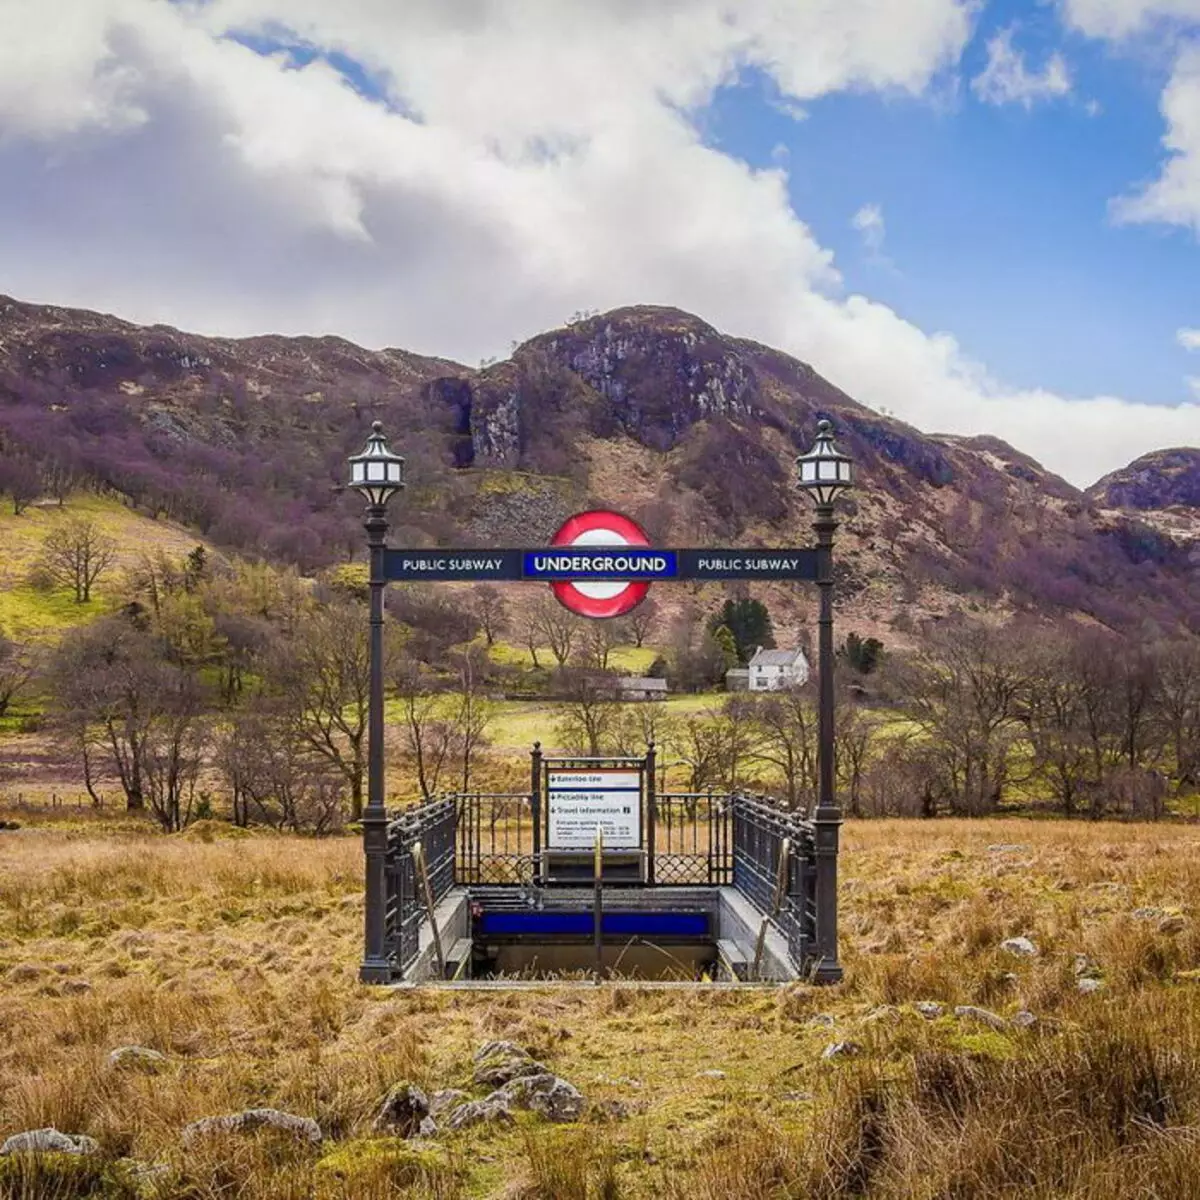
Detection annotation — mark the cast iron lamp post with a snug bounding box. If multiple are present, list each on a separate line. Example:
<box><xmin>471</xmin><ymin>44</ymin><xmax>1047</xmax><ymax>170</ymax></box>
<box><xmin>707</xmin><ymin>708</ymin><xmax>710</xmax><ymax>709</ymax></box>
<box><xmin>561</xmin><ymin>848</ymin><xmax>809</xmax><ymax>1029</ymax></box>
<box><xmin>795</xmin><ymin>418</ymin><xmax>854</xmax><ymax>983</ymax></box>
<box><xmin>348</xmin><ymin>421</ymin><xmax>405</xmax><ymax>983</ymax></box>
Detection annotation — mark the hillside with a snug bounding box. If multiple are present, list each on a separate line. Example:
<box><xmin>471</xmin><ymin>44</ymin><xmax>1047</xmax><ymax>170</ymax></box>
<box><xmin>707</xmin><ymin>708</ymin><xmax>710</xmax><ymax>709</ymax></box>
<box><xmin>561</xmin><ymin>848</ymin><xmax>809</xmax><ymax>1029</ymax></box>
<box><xmin>1</xmin><ymin>294</ymin><xmax>1198</xmax><ymax>638</ymax></box>
<box><xmin>1088</xmin><ymin>448</ymin><xmax>1200</xmax><ymax>512</ymax></box>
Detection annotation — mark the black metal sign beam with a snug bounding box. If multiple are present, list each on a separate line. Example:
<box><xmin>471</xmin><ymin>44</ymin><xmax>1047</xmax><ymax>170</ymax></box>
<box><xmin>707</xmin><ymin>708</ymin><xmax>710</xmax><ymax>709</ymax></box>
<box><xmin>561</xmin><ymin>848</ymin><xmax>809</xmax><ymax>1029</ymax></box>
<box><xmin>383</xmin><ymin>548</ymin><xmax>818</xmax><ymax>583</ymax></box>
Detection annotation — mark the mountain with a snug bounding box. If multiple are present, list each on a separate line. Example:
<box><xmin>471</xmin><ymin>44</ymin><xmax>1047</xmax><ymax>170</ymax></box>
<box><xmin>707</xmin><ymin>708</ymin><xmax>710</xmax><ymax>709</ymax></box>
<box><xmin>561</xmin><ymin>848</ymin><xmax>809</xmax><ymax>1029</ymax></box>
<box><xmin>1087</xmin><ymin>448</ymin><xmax>1200</xmax><ymax>513</ymax></box>
<box><xmin>0</xmin><ymin>294</ymin><xmax>1197</xmax><ymax>638</ymax></box>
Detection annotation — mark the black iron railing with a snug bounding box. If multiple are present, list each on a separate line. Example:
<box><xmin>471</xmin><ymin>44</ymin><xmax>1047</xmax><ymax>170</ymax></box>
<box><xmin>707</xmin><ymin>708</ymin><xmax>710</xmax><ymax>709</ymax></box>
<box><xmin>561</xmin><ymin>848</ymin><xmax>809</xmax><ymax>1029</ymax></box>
<box><xmin>654</xmin><ymin>791</ymin><xmax>732</xmax><ymax>885</ymax></box>
<box><xmin>731</xmin><ymin>793</ymin><xmax>816</xmax><ymax>969</ymax></box>
<box><xmin>384</xmin><ymin>797</ymin><xmax>457</xmax><ymax>974</ymax></box>
<box><xmin>381</xmin><ymin>787</ymin><xmax>817</xmax><ymax>978</ymax></box>
<box><xmin>452</xmin><ymin>792</ymin><xmax>536</xmax><ymax>885</ymax></box>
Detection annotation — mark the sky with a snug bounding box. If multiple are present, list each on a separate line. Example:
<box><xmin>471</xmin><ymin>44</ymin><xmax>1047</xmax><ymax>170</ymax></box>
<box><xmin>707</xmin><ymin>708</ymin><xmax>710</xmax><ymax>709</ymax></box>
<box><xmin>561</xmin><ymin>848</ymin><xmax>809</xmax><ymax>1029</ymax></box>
<box><xmin>0</xmin><ymin>1</ymin><xmax>1198</xmax><ymax>488</ymax></box>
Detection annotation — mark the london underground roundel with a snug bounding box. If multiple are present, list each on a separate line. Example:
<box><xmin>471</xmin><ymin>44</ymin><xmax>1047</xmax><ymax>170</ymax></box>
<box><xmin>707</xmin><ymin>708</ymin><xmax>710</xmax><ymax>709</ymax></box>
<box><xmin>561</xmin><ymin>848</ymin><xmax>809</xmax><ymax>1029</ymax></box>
<box><xmin>549</xmin><ymin>510</ymin><xmax>651</xmax><ymax>619</ymax></box>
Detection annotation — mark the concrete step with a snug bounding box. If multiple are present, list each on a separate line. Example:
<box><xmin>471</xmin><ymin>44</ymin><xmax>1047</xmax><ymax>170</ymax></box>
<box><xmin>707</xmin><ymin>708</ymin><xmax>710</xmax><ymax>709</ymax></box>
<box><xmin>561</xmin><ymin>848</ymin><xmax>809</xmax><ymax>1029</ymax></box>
<box><xmin>717</xmin><ymin>938</ymin><xmax>748</xmax><ymax>982</ymax></box>
<box><xmin>443</xmin><ymin>938</ymin><xmax>473</xmax><ymax>981</ymax></box>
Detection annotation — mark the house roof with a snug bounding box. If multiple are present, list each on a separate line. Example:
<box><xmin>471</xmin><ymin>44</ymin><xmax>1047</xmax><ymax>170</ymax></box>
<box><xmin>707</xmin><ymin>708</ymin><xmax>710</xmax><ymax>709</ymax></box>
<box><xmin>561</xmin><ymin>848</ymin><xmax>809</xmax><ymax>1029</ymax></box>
<box><xmin>749</xmin><ymin>648</ymin><xmax>807</xmax><ymax>667</ymax></box>
<box><xmin>618</xmin><ymin>677</ymin><xmax>668</xmax><ymax>690</ymax></box>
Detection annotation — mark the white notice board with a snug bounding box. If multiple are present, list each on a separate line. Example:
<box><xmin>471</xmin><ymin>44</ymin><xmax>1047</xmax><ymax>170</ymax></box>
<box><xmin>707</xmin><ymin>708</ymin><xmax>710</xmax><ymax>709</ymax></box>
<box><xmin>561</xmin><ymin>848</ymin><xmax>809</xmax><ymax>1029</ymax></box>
<box><xmin>547</xmin><ymin>769</ymin><xmax>642</xmax><ymax>850</ymax></box>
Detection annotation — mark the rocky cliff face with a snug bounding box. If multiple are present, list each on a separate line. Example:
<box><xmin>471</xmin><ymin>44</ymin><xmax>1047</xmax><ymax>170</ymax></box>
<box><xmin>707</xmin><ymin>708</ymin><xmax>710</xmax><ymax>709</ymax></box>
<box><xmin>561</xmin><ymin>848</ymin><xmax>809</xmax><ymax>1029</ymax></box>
<box><xmin>0</xmin><ymin>294</ymin><xmax>1197</xmax><ymax>634</ymax></box>
<box><xmin>1087</xmin><ymin>449</ymin><xmax>1200</xmax><ymax>511</ymax></box>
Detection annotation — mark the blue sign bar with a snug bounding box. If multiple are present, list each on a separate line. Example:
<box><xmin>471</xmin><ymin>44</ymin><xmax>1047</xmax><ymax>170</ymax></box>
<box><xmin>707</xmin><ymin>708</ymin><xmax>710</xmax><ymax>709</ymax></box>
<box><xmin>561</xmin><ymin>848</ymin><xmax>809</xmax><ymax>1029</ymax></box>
<box><xmin>477</xmin><ymin>910</ymin><xmax>711</xmax><ymax>938</ymax></box>
<box><xmin>383</xmin><ymin>547</ymin><xmax>819</xmax><ymax>583</ymax></box>
<box><xmin>523</xmin><ymin>549</ymin><xmax>677</xmax><ymax>581</ymax></box>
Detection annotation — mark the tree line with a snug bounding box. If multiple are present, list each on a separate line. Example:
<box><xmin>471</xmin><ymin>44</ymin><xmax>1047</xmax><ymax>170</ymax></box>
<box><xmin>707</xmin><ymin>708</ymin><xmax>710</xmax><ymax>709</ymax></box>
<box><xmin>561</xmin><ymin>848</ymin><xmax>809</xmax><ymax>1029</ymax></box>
<box><xmin>2</xmin><ymin>539</ymin><xmax>1199</xmax><ymax>829</ymax></box>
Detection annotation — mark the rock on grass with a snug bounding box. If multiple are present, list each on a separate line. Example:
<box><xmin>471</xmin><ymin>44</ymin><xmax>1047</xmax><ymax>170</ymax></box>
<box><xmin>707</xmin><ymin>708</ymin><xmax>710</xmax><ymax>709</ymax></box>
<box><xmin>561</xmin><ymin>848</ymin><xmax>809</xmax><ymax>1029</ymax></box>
<box><xmin>954</xmin><ymin>1006</ymin><xmax>1009</xmax><ymax>1031</ymax></box>
<box><xmin>372</xmin><ymin>1083</ymin><xmax>433</xmax><ymax>1138</ymax></box>
<box><xmin>181</xmin><ymin>1109</ymin><xmax>322</xmax><ymax>1147</ymax></box>
<box><xmin>1</xmin><ymin>1129</ymin><xmax>99</xmax><ymax>1156</ymax></box>
<box><xmin>107</xmin><ymin>1046</ymin><xmax>169</xmax><ymax>1074</ymax></box>
<box><xmin>472</xmin><ymin>1040</ymin><xmax>547</xmax><ymax>1088</ymax></box>
<box><xmin>500</xmin><ymin>1073</ymin><xmax>586</xmax><ymax>1122</ymax></box>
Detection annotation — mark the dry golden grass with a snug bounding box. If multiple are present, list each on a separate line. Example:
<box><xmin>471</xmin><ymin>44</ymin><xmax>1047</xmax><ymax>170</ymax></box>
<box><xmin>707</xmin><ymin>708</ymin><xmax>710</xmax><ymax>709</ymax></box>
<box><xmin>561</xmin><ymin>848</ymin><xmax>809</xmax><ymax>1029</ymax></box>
<box><xmin>1</xmin><ymin>818</ymin><xmax>1199</xmax><ymax>1197</ymax></box>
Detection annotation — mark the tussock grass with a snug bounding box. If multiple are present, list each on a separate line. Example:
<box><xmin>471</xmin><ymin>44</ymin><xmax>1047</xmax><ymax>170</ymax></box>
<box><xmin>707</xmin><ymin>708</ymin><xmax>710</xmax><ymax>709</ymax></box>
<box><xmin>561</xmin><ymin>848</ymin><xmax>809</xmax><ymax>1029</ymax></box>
<box><xmin>1</xmin><ymin>819</ymin><xmax>1199</xmax><ymax>1196</ymax></box>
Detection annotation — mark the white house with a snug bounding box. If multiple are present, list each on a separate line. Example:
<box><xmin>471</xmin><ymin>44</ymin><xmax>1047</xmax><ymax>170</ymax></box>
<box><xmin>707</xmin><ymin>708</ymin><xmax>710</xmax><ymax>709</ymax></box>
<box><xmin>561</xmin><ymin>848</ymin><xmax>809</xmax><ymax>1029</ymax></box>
<box><xmin>747</xmin><ymin>647</ymin><xmax>810</xmax><ymax>691</ymax></box>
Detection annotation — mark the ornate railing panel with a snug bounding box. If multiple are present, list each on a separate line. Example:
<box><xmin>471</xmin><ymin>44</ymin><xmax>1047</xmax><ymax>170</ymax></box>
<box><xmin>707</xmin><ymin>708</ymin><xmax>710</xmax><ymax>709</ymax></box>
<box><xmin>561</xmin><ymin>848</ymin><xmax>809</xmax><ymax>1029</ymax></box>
<box><xmin>731</xmin><ymin>793</ymin><xmax>815</xmax><ymax>969</ymax></box>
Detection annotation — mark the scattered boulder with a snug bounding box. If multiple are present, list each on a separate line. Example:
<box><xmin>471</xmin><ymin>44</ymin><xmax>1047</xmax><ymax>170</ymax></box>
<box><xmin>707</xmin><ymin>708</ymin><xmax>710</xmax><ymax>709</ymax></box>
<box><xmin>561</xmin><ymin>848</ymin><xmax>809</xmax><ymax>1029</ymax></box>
<box><xmin>1077</xmin><ymin>977</ymin><xmax>1104</xmax><ymax>995</ymax></box>
<box><xmin>373</xmin><ymin>1084</ymin><xmax>432</xmax><ymax>1138</ymax></box>
<box><xmin>821</xmin><ymin>1041</ymin><xmax>862</xmax><ymax>1060</ymax></box>
<box><xmin>914</xmin><ymin>1001</ymin><xmax>944</xmax><ymax>1020</ymax></box>
<box><xmin>0</xmin><ymin>1129</ymin><xmax>99</xmax><ymax>1156</ymax></box>
<box><xmin>501</xmin><ymin>1073</ymin><xmax>586</xmax><ymax>1122</ymax></box>
<box><xmin>181</xmin><ymin>1109</ymin><xmax>322</xmax><ymax>1147</ymax></box>
<box><xmin>807</xmin><ymin>1013</ymin><xmax>836</xmax><ymax>1028</ymax></box>
<box><xmin>1010</xmin><ymin>1011</ymin><xmax>1038</xmax><ymax>1029</ymax></box>
<box><xmin>1158</xmin><ymin>914</ymin><xmax>1187</xmax><ymax>935</ymax></box>
<box><xmin>429</xmin><ymin>1089</ymin><xmax>469</xmax><ymax>1118</ymax></box>
<box><xmin>591</xmin><ymin>1098</ymin><xmax>632</xmax><ymax>1122</ymax></box>
<box><xmin>862</xmin><ymin>1005</ymin><xmax>901</xmax><ymax>1025</ymax></box>
<box><xmin>5</xmin><ymin>963</ymin><xmax>47</xmax><ymax>984</ymax></box>
<box><xmin>1000</xmin><ymin>937</ymin><xmax>1038</xmax><ymax>958</ymax></box>
<box><xmin>107</xmin><ymin>1046</ymin><xmax>168</xmax><ymax>1074</ymax></box>
<box><xmin>472</xmin><ymin>1041</ymin><xmax>546</xmax><ymax>1088</ymax></box>
<box><xmin>1132</xmin><ymin>906</ymin><xmax>1165</xmax><ymax>921</ymax></box>
<box><xmin>953</xmin><ymin>1006</ymin><xmax>1008</xmax><ymax>1032</ymax></box>
<box><xmin>444</xmin><ymin>1095</ymin><xmax>513</xmax><ymax>1130</ymax></box>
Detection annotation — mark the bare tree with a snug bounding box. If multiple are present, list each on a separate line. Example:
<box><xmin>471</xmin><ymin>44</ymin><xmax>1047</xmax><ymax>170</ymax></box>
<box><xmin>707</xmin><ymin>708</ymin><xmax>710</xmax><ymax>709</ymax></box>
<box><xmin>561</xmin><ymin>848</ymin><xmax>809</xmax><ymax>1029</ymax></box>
<box><xmin>1154</xmin><ymin>637</ymin><xmax>1200</xmax><ymax>792</ymax></box>
<box><xmin>266</xmin><ymin>603</ymin><xmax>377</xmax><ymax>820</ymax></box>
<box><xmin>531</xmin><ymin>592</ymin><xmax>580</xmax><ymax>667</ymax></box>
<box><xmin>39</xmin><ymin>517</ymin><xmax>117</xmax><ymax>602</ymax></box>
<box><xmin>674</xmin><ymin>712</ymin><xmax>726</xmax><ymax>793</ymax></box>
<box><xmin>895</xmin><ymin>619</ymin><xmax>1029</xmax><ymax>815</ymax></box>
<box><xmin>577</xmin><ymin>620</ymin><xmax>622</xmax><ymax>671</ymax></box>
<box><xmin>451</xmin><ymin>649</ymin><xmax>495</xmax><ymax>793</ymax></box>
<box><xmin>555</xmin><ymin>668</ymin><xmax>622</xmax><ymax>755</ymax></box>
<box><xmin>49</xmin><ymin>616</ymin><xmax>209</xmax><ymax>826</ymax></box>
<box><xmin>626</xmin><ymin>599</ymin><xmax>659</xmax><ymax>649</ymax></box>
<box><xmin>0</xmin><ymin>456</ymin><xmax>41</xmax><ymax>515</ymax></box>
<box><xmin>835</xmin><ymin>698</ymin><xmax>878</xmax><ymax>819</ymax></box>
<box><xmin>0</xmin><ymin>634</ymin><xmax>35</xmax><ymax>719</ymax></box>
<box><xmin>394</xmin><ymin>661</ymin><xmax>461</xmax><ymax>801</ymax></box>
<box><xmin>750</xmin><ymin>688</ymin><xmax>817</xmax><ymax>810</ymax></box>
<box><xmin>473</xmin><ymin>584</ymin><xmax>507</xmax><ymax>647</ymax></box>
<box><xmin>216</xmin><ymin>702</ymin><xmax>344</xmax><ymax>832</ymax></box>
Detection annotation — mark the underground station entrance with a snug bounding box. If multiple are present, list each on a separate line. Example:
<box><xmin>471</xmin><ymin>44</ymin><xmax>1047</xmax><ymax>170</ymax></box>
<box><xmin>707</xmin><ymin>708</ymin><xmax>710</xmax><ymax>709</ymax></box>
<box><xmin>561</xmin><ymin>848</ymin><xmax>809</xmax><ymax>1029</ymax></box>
<box><xmin>350</xmin><ymin>419</ymin><xmax>853</xmax><ymax>987</ymax></box>
<box><xmin>369</xmin><ymin>747</ymin><xmax>841</xmax><ymax>986</ymax></box>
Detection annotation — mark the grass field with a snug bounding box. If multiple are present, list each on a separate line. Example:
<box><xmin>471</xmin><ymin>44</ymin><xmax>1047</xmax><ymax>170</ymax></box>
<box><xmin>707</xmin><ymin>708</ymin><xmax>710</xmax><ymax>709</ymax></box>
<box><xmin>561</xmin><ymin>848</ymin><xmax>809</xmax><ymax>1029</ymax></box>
<box><xmin>0</xmin><ymin>494</ymin><xmax>208</xmax><ymax>638</ymax></box>
<box><xmin>1</xmin><ymin>816</ymin><xmax>1198</xmax><ymax>1197</ymax></box>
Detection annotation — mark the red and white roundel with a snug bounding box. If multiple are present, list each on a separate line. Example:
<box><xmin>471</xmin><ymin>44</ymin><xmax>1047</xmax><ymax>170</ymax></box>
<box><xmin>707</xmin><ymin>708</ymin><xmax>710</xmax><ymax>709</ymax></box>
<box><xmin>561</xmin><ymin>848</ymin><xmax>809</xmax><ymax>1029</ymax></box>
<box><xmin>549</xmin><ymin>510</ymin><xmax>651</xmax><ymax>619</ymax></box>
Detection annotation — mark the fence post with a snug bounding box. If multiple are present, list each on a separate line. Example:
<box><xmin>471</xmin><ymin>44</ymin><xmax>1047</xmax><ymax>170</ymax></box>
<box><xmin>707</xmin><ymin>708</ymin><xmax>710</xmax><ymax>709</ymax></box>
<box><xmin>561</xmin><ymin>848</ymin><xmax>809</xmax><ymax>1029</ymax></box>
<box><xmin>594</xmin><ymin>826</ymin><xmax>605</xmax><ymax>982</ymax></box>
<box><xmin>530</xmin><ymin>743</ymin><xmax>543</xmax><ymax>884</ymax></box>
<box><xmin>645</xmin><ymin>742</ymin><xmax>657</xmax><ymax>885</ymax></box>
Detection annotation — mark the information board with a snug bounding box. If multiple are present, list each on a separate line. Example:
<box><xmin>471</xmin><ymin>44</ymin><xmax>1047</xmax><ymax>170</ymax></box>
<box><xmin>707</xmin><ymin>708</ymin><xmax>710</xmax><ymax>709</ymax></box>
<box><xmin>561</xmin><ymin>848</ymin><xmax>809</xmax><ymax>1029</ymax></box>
<box><xmin>547</xmin><ymin>768</ymin><xmax>642</xmax><ymax>850</ymax></box>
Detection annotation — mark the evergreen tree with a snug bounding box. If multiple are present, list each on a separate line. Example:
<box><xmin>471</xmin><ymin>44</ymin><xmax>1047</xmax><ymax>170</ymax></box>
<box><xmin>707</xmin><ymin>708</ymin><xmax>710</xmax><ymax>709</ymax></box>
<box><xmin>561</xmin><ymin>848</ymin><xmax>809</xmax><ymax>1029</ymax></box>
<box><xmin>708</xmin><ymin>599</ymin><xmax>774</xmax><ymax>665</ymax></box>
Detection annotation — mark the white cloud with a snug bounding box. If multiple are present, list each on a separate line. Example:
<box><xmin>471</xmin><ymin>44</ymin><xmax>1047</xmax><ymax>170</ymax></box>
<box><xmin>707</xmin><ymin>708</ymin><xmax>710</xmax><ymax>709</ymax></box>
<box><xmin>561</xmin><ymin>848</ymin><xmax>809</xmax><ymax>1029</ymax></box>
<box><xmin>851</xmin><ymin>203</ymin><xmax>886</xmax><ymax>251</ymax></box>
<box><xmin>1061</xmin><ymin>2</ymin><xmax>1200</xmax><ymax>236</ymax></box>
<box><xmin>1179</xmin><ymin>327</ymin><xmax>1200</xmax><ymax>349</ymax></box>
<box><xmin>0</xmin><ymin>0</ymin><xmax>1195</xmax><ymax>492</ymax></box>
<box><xmin>971</xmin><ymin>27</ymin><xmax>1072</xmax><ymax>109</ymax></box>
<box><xmin>1111</xmin><ymin>46</ymin><xmax>1200</xmax><ymax>233</ymax></box>
<box><xmin>1061</xmin><ymin>0</ymin><xmax>1200</xmax><ymax>40</ymax></box>
<box><xmin>1189</xmin><ymin>376</ymin><xmax>1200</xmax><ymax>398</ymax></box>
